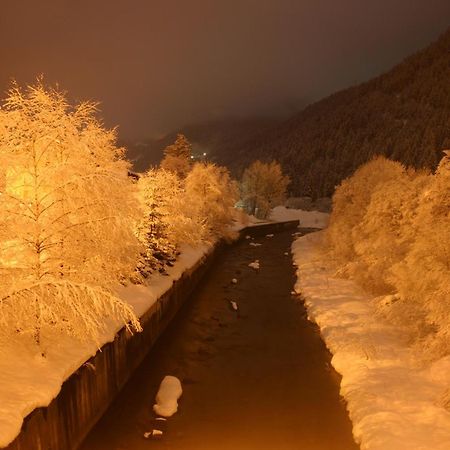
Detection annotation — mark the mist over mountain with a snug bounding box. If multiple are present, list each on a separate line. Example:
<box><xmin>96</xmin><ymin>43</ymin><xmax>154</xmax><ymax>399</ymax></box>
<box><xmin>127</xmin><ymin>28</ymin><xmax>450</xmax><ymax>198</ymax></box>
<box><xmin>123</xmin><ymin>117</ymin><xmax>281</xmax><ymax>172</ymax></box>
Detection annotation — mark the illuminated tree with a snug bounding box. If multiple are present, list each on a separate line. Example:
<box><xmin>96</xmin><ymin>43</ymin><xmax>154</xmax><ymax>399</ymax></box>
<box><xmin>240</xmin><ymin>160</ymin><xmax>290</xmax><ymax>219</ymax></box>
<box><xmin>160</xmin><ymin>133</ymin><xmax>193</xmax><ymax>178</ymax></box>
<box><xmin>0</xmin><ymin>81</ymin><xmax>142</xmax><ymax>346</ymax></box>
<box><xmin>326</xmin><ymin>156</ymin><xmax>405</xmax><ymax>266</ymax></box>
<box><xmin>184</xmin><ymin>162</ymin><xmax>239</xmax><ymax>242</ymax></box>
<box><xmin>137</xmin><ymin>168</ymin><xmax>182</xmax><ymax>273</ymax></box>
<box><xmin>326</xmin><ymin>153</ymin><xmax>450</xmax><ymax>357</ymax></box>
<box><xmin>391</xmin><ymin>151</ymin><xmax>450</xmax><ymax>355</ymax></box>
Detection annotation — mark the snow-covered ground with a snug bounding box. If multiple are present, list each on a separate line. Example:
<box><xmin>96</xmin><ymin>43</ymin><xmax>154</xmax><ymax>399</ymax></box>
<box><xmin>269</xmin><ymin>205</ymin><xmax>329</xmax><ymax>228</ymax></box>
<box><xmin>292</xmin><ymin>231</ymin><xmax>450</xmax><ymax>450</ymax></box>
<box><xmin>0</xmin><ymin>244</ymin><xmax>209</xmax><ymax>448</ymax></box>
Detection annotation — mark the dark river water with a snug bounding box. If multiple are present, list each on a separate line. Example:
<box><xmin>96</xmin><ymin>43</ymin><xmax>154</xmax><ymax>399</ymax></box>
<box><xmin>80</xmin><ymin>228</ymin><xmax>358</xmax><ymax>450</ymax></box>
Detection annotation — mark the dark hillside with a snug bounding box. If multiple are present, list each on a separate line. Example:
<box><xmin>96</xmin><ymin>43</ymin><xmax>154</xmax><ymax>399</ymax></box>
<box><xmin>127</xmin><ymin>29</ymin><xmax>450</xmax><ymax>197</ymax></box>
<box><xmin>231</xmin><ymin>28</ymin><xmax>450</xmax><ymax>197</ymax></box>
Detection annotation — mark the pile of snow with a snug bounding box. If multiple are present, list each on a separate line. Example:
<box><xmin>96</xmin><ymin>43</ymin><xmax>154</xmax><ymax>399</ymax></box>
<box><xmin>153</xmin><ymin>375</ymin><xmax>183</xmax><ymax>418</ymax></box>
<box><xmin>248</xmin><ymin>260</ymin><xmax>260</xmax><ymax>270</ymax></box>
<box><xmin>269</xmin><ymin>206</ymin><xmax>329</xmax><ymax>229</ymax></box>
<box><xmin>292</xmin><ymin>232</ymin><xmax>450</xmax><ymax>450</ymax></box>
<box><xmin>0</xmin><ymin>244</ymin><xmax>209</xmax><ymax>448</ymax></box>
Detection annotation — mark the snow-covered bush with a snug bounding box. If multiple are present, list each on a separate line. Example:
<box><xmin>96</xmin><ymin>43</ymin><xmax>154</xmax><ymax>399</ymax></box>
<box><xmin>390</xmin><ymin>152</ymin><xmax>450</xmax><ymax>355</ymax></box>
<box><xmin>351</xmin><ymin>169</ymin><xmax>430</xmax><ymax>292</ymax></box>
<box><xmin>240</xmin><ymin>160</ymin><xmax>290</xmax><ymax>219</ymax></box>
<box><xmin>326</xmin><ymin>156</ymin><xmax>405</xmax><ymax>269</ymax></box>
<box><xmin>184</xmin><ymin>162</ymin><xmax>238</xmax><ymax>243</ymax></box>
<box><xmin>326</xmin><ymin>153</ymin><xmax>450</xmax><ymax>358</ymax></box>
<box><xmin>0</xmin><ymin>81</ymin><xmax>142</xmax><ymax>345</ymax></box>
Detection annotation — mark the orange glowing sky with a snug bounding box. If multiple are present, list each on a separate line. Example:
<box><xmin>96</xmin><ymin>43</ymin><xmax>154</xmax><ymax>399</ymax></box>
<box><xmin>1</xmin><ymin>0</ymin><xmax>449</xmax><ymax>138</ymax></box>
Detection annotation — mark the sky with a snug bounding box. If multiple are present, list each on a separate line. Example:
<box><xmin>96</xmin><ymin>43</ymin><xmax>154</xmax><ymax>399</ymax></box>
<box><xmin>0</xmin><ymin>1</ymin><xmax>449</xmax><ymax>139</ymax></box>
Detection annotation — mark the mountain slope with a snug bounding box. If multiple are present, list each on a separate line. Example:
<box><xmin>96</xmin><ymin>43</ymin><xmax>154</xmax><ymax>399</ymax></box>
<box><xmin>127</xmin><ymin>28</ymin><xmax>450</xmax><ymax>198</ymax></box>
<box><xmin>230</xmin><ymin>28</ymin><xmax>450</xmax><ymax>197</ymax></box>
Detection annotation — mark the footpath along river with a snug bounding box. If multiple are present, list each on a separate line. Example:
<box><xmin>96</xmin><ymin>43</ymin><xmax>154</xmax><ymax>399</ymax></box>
<box><xmin>80</xmin><ymin>228</ymin><xmax>359</xmax><ymax>450</ymax></box>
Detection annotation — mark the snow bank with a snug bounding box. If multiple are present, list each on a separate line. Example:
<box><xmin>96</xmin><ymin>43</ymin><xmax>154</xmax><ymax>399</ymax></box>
<box><xmin>153</xmin><ymin>375</ymin><xmax>182</xmax><ymax>417</ymax></box>
<box><xmin>0</xmin><ymin>244</ymin><xmax>209</xmax><ymax>448</ymax></box>
<box><xmin>269</xmin><ymin>206</ymin><xmax>329</xmax><ymax>229</ymax></box>
<box><xmin>292</xmin><ymin>232</ymin><xmax>450</xmax><ymax>450</ymax></box>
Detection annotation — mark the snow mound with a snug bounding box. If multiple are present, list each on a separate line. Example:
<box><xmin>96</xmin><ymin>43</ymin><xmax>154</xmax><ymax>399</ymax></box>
<box><xmin>153</xmin><ymin>375</ymin><xmax>183</xmax><ymax>418</ymax></box>
<box><xmin>270</xmin><ymin>206</ymin><xmax>329</xmax><ymax>229</ymax></box>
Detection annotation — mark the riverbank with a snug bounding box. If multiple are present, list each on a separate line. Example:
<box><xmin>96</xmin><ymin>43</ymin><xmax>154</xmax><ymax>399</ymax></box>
<box><xmin>292</xmin><ymin>231</ymin><xmax>450</xmax><ymax>450</ymax></box>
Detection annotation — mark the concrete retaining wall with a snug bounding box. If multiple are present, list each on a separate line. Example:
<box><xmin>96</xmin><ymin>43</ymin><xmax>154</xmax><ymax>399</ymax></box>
<box><xmin>5</xmin><ymin>221</ymin><xmax>299</xmax><ymax>450</ymax></box>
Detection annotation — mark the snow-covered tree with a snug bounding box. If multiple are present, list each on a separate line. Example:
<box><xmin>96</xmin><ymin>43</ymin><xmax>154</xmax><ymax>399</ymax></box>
<box><xmin>184</xmin><ymin>162</ymin><xmax>239</xmax><ymax>242</ymax></box>
<box><xmin>351</xmin><ymin>169</ymin><xmax>429</xmax><ymax>293</ymax></box>
<box><xmin>160</xmin><ymin>134</ymin><xmax>193</xmax><ymax>178</ymax></box>
<box><xmin>137</xmin><ymin>169</ymin><xmax>178</xmax><ymax>273</ymax></box>
<box><xmin>240</xmin><ymin>160</ymin><xmax>290</xmax><ymax>219</ymax></box>
<box><xmin>326</xmin><ymin>156</ymin><xmax>405</xmax><ymax>267</ymax></box>
<box><xmin>390</xmin><ymin>152</ymin><xmax>450</xmax><ymax>355</ymax></box>
<box><xmin>137</xmin><ymin>168</ymin><xmax>196</xmax><ymax>273</ymax></box>
<box><xmin>326</xmin><ymin>152</ymin><xmax>450</xmax><ymax>358</ymax></box>
<box><xmin>0</xmin><ymin>81</ymin><xmax>143</xmax><ymax>346</ymax></box>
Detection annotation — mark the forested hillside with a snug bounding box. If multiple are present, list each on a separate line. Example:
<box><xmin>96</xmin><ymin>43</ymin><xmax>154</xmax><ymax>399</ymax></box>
<box><xmin>230</xmin><ymin>28</ymin><xmax>450</xmax><ymax>197</ymax></box>
<box><xmin>128</xmin><ymin>28</ymin><xmax>449</xmax><ymax>198</ymax></box>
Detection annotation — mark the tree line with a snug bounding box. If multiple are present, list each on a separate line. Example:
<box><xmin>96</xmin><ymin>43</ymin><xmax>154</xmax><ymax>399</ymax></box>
<box><xmin>326</xmin><ymin>153</ymin><xmax>450</xmax><ymax>359</ymax></box>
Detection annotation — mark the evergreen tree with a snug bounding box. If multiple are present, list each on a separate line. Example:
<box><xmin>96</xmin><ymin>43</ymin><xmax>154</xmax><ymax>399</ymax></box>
<box><xmin>160</xmin><ymin>133</ymin><xmax>193</xmax><ymax>178</ymax></box>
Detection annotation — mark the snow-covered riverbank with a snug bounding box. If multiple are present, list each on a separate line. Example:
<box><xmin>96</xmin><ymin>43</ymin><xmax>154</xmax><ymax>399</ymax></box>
<box><xmin>0</xmin><ymin>244</ymin><xmax>210</xmax><ymax>448</ymax></box>
<box><xmin>292</xmin><ymin>231</ymin><xmax>450</xmax><ymax>450</ymax></box>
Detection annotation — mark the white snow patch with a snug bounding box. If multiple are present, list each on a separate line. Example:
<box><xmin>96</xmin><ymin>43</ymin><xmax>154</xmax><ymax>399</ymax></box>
<box><xmin>144</xmin><ymin>429</ymin><xmax>163</xmax><ymax>439</ymax></box>
<box><xmin>270</xmin><ymin>206</ymin><xmax>329</xmax><ymax>229</ymax></box>
<box><xmin>230</xmin><ymin>301</ymin><xmax>239</xmax><ymax>311</ymax></box>
<box><xmin>292</xmin><ymin>231</ymin><xmax>450</xmax><ymax>450</ymax></box>
<box><xmin>248</xmin><ymin>260</ymin><xmax>260</xmax><ymax>270</ymax></box>
<box><xmin>153</xmin><ymin>375</ymin><xmax>183</xmax><ymax>418</ymax></box>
